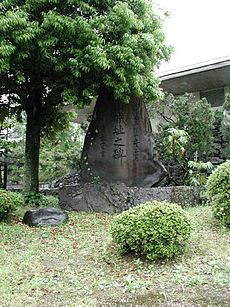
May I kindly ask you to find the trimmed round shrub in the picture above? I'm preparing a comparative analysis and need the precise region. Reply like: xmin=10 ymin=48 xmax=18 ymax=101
xmin=0 ymin=189 xmax=24 ymax=220
xmin=110 ymin=201 xmax=191 ymax=261
xmin=206 ymin=160 xmax=230 ymax=198
xmin=206 ymin=160 xmax=230 ymax=227
xmin=212 ymin=192 xmax=230 ymax=227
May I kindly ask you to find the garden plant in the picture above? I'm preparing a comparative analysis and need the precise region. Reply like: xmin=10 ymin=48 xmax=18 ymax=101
xmin=110 ymin=201 xmax=191 ymax=261
xmin=206 ymin=160 xmax=230 ymax=227
xmin=0 ymin=189 xmax=23 ymax=220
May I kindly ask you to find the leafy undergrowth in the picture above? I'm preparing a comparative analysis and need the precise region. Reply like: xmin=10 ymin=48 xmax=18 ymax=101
xmin=0 ymin=206 xmax=229 ymax=306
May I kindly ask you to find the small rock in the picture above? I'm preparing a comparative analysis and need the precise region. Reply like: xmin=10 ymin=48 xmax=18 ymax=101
xmin=23 ymin=207 xmax=68 ymax=227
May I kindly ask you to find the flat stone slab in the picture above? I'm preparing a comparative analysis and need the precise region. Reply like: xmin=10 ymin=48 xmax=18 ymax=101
xmin=23 ymin=207 xmax=68 ymax=227
xmin=59 ymin=183 xmax=200 ymax=213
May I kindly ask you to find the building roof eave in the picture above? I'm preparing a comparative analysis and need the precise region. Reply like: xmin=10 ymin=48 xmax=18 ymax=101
xmin=158 ymin=57 xmax=230 ymax=95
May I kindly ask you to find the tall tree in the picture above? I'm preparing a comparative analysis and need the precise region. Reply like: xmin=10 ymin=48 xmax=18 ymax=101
xmin=0 ymin=0 xmax=171 ymax=192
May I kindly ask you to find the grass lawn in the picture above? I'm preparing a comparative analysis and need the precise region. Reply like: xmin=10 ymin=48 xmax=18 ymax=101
xmin=0 ymin=205 xmax=229 ymax=306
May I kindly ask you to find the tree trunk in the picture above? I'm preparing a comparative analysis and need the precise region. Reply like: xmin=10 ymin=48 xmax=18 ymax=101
xmin=0 ymin=165 xmax=3 ymax=188
xmin=3 ymin=148 xmax=7 ymax=189
xmin=24 ymin=103 xmax=41 ymax=193
xmin=3 ymin=127 xmax=8 ymax=189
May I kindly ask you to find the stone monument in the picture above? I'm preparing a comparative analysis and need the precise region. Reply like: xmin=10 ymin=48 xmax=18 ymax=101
xmin=80 ymin=90 xmax=166 ymax=187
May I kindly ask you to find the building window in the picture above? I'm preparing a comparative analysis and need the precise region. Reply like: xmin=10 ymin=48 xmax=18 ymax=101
xmin=200 ymin=88 xmax=225 ymax=107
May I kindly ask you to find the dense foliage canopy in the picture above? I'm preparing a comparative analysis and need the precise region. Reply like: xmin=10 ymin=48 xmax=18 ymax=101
xmin=0 ymin=0 xmax=171 ymax=191
xmin=0 ymin=0 xmax=171 ymax=106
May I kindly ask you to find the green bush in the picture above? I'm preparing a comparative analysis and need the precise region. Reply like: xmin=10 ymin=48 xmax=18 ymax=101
xmin=110 ymin=201 xmax=191 ymax=261
xmin=45 ymin=195 xmax=59 ymax=207
xmin=149 ymin=93 xmax=215 ymax=185
xmin=0 ymin=189 xmax=24 ymax=220
xmin=206 ymin=160 xmax=230 ymax=198
xmin=24 ymin=192 xmax=48 ymax=207
xmin=206 ymin=160 xmax=230 ymax=227
xmin=212 ymin=192 xmax=230 ymax=227
xmin=24 ymin=192 xmax=59 ymax=207
xmin=221 ymin=94 xmax=230 ymax=158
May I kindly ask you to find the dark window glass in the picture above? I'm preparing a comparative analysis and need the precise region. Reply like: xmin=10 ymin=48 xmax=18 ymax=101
xmin=200 ymin=88 xmax=225 ymax=107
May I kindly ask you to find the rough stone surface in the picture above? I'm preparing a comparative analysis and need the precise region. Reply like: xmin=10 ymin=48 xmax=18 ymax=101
xmin=80 ymin=91 xmax=167 ymax=187
xmin=59 ymin=183 xmax=200 ymax=213
xmin=49 ymin=172 xmax=80 ymax=189
xmin=23 ymin=207 xmax=68 ymax=227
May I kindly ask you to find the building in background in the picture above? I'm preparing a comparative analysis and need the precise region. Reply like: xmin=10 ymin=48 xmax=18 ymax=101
xmin=158 ymin=56 xmax=230 ymax=107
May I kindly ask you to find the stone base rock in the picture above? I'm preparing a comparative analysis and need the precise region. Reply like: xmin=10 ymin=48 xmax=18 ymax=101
xmin=23 ymin=207 xmax=68 ymax=227
xmin=49 ymin=172 xmax=80 ymax=189
xmin=59 ymin=183 xmax=200 ymax=213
